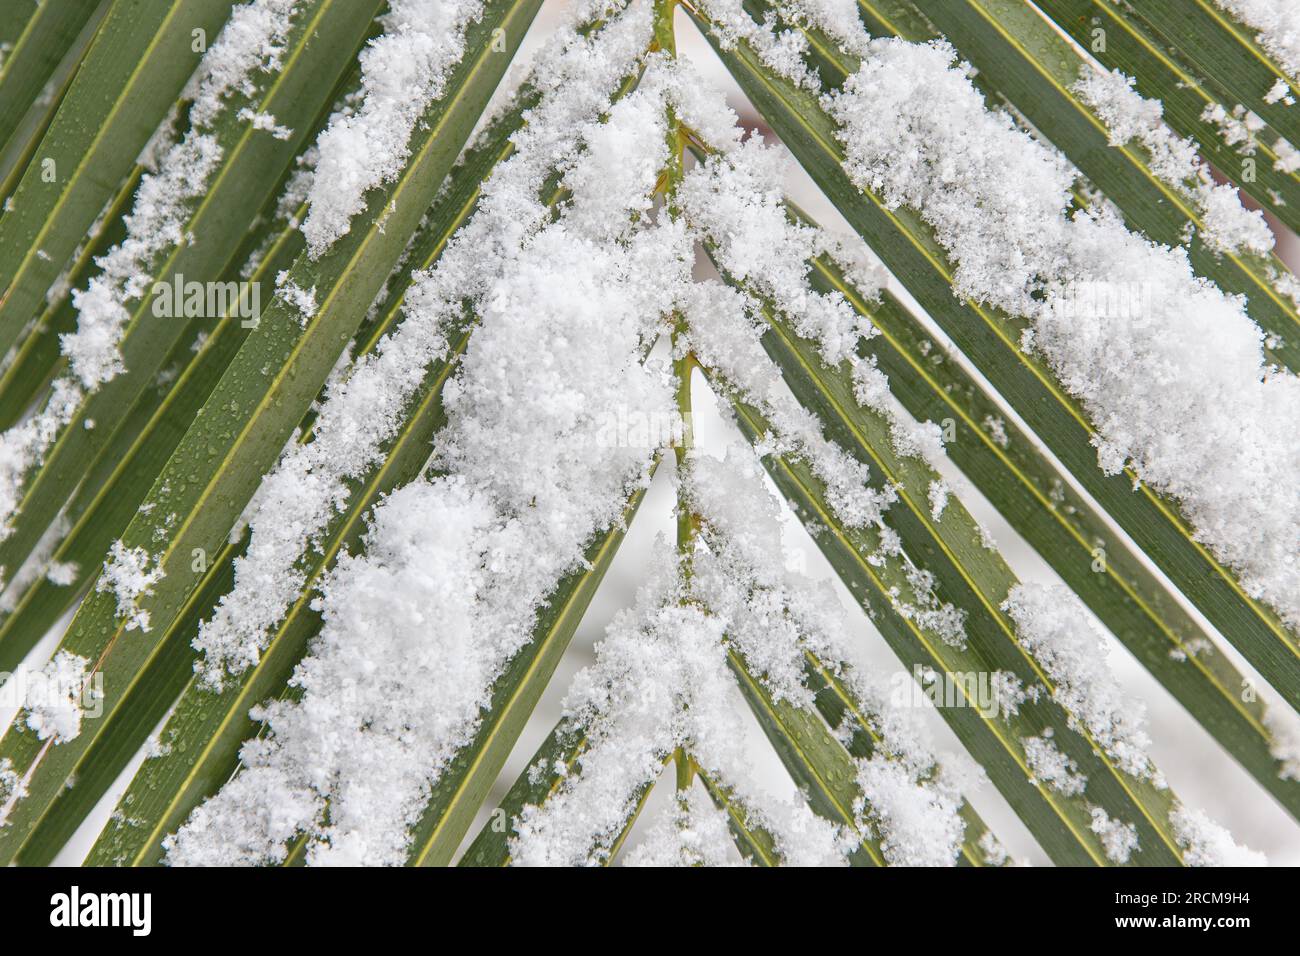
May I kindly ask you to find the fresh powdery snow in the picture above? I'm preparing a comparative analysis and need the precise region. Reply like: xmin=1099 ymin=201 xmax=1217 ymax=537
xmin=1089 ymin=806 xmax=1139 ymax=865
xmin=1263 ymin=700 xmax=1300 ymax=781
xmin=622 ymin=787 xmax=745 ymax=867
xmin=301 ymin=0 xmax=486 ymax=257
xmin=19 ymin=651 xmax=90 ymax=744
xmin=1003 ymin=583 xmax=1155 ymax=782
xmin=1022 ymin=733 xmax=1088 ymax=797
xmin=0 ymin=757 xmax=27 ymax=829
xmin=0 ymin=0 xmax=302 ymax=560
xmin=1170 ymin=804 xmax=1268 ymax=866
xmin=856 ymin=754 xmax=964 ymax=867
xmin=1213 ymin=0 xmax=1300 ymax=81
xmin=96 ymin=542 xmax=165 ymax=634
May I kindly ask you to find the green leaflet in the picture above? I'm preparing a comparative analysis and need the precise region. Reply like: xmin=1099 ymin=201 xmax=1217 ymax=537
xmin=0 ymin=0 xmax=108 ymax=198
xmin=0 ymin=0 xmax=543 ymax=865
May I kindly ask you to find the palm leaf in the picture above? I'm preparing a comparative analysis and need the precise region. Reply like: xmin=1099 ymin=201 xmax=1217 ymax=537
xmin=0 ymin=0 xmax=1289 ymax=870
xmin=0 ymin=0 xmax=109 ymax=199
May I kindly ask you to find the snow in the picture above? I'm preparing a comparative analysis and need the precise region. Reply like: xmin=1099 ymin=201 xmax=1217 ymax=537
xmin=1264 ymin=77 xmax=1295 ymax=105
xmin=1088 ymin=806 xmax=1139 ymax=864
xmin=1201 ymin=101 xmax=1264 ymax=154
xmin=44 ymin=561 xmax=78 ymax=587
xmin=509 ymin=540 xmax=851 ymax=867
xmin=978 ymin=829 xmax=1009 ymax=866
xmin=1213 ymin=1 xmax=1300 ymax=82
xmin=273 ymin=272 xmax=317 ymax=326
xmin=682 ymin=279 xmax=894 ymax=533
xmin=96 ymin=542 xmax=165 ymax=634
xmin=1275 ymin=138 xmax=1300 ymax=173
xmin=190 ymin=0 xmax=302 ymax=126
xmin=510 ymin=558 xmax=737 ymax=866
xmin=1263 ymin=700 xmax=1300 ymax=781
xmin=927 ymin=479 xmax=949 ymax=521
xmin=622 ymin=786 xmax=745 ymax=866
xmin=301 ymin=0 xmax=487 ymax=257
xmin=678 ymin=137 xmax=874 ymax=369
xmin=680 ymin=277 xmax=972 ymax=652
xmin=0 ymin=757 xmax=26 ymax=829
xmin=856 ymin=753 xmax=963 ymax=866
xmin=21 ymin=651 xmax=89 ymax=744
xmin=697 ymin=0 xmax=820 ymax=92
xmin=687 ymin=452 xmax=966 ymax=863
xmin=1003 ymin=583 xmax=1154 ymax=782
xmin=1022 ymin=733 xmax=1087 ymax=797
xmin=1170 ymin=804 xmax=1268 ymax=866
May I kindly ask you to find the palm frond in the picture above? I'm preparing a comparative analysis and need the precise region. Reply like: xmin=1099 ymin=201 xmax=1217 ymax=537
xmin=0 ymin=0 xmax=1292 ymax=870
